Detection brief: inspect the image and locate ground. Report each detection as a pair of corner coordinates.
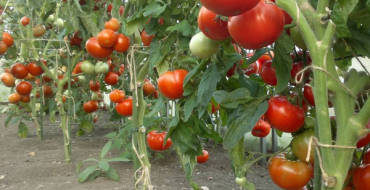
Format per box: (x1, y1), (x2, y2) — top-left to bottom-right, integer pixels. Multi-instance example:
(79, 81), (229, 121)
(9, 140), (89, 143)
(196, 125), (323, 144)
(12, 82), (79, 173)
(0, 113), (280, 190)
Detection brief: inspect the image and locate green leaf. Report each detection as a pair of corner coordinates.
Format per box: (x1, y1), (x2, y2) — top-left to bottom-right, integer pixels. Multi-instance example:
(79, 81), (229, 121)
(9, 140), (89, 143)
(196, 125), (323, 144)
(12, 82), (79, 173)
(183, 93), (197, 122)
(223, 100), (268, 149)
(273, 32), (294, 93)
(197, 64), (221, 117)
(105, 167), (120, 181)
(245, 48), (272, 65)
(146, 98), (165, 117)
(192, 116), (223, 143)
(345, 30), (370, 57)
(98, 161), (110, 172)
(170, 121), (202, 156)
(143, 1), (167, 17)
(183, 60), (205, 86)
(107, 157), (130, 162)
(213, 88), (253, 109)
(80, 14), (99, 36)
(111, 0), (122, 19)
(109, 109), (123, 121)
(73, 0), (83, 12)
(4, 114), (13, 128)
(89, 170), (102, 182)
(78, 165), (98, 183)
(175, 149), (199, 190)
(105, 132), (117, 139)
(124, 13), (149, 35)
(166, 20), (193, 36)
(17, 122), (28, 138)
(156, 55), (170, 76)
(101, 141), (113, 159)
(78, 119), (93, 136)
(331, 0), (359, 38)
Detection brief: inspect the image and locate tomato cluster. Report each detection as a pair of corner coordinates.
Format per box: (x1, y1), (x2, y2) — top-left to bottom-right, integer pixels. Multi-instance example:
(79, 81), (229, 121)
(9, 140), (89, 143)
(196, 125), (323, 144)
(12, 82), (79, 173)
(0, 32), (13, 55)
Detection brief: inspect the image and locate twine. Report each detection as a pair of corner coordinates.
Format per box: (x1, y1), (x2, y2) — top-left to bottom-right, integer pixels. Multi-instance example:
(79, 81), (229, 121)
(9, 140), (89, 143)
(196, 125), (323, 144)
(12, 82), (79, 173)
(132, 126), (153, 190)
(306, 136), (356, 187)
(295, 65), (357, 99)
(56, 93), (77, 119)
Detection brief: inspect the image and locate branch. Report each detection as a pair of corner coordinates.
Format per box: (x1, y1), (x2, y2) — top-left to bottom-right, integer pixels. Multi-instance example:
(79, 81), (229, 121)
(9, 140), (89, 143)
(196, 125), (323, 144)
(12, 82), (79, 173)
(321, 21), (336, 49)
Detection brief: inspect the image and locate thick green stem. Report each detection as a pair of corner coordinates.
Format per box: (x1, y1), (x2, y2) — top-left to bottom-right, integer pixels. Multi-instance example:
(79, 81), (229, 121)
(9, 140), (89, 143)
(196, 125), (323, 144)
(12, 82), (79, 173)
(30, 88), (42, 140)
(57, 85), (71, 163)
(42, 29), (55, 57)
(314, 0), (330, 39)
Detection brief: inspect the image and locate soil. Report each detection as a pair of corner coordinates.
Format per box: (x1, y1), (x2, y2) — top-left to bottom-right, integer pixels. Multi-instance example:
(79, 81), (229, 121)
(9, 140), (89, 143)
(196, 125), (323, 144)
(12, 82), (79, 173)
(0, 113), (280, 190)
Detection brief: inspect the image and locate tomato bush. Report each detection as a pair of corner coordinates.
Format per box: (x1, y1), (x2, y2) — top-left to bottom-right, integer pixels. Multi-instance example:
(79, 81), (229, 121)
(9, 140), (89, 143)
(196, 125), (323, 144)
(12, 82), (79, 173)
(115, 97), (133, 116)
(157, 69), (188, 100)
(146, 131), (172, 151)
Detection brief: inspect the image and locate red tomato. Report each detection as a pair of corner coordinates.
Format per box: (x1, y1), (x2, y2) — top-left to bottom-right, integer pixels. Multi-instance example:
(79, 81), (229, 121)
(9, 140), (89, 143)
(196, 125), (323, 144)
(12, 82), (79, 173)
(83, 100), (99, 113)
(303, 85), (315, 107)
(42, 74), (52, 82)
(260, 60), (277, 85)
(11, 63), (29, 79)
(353, 164), (370, 190)
(199, 0), (259, 16)
(226, 64), (237, 77)
(86, 37), (114, 60)
(97, 29), (117, 48)
(109, 89), (125, 103)
(364, 149), (370, 164)
(21, 95), (31, 103)
(115, 97), (133, 116)
(228, 0), (284, 49)
(268, 154), (312, 190)
(198, 6), (230, 40)
(153, 90), (158, 99)
(104, 71), (119, 85)
(291, 62), (310, 82)
(72, 31), (83, 46)
(2, 32), (14, 47)
(146, 131), (173, 151)
(0, 72), (15, 87)
(43, 85), (54, 97)
(157, 69), (188, 100)
(265, 96), (305, 133)
(197, 150), (210, 163)
(74, 62), (83, 74)
(357, 121), (370, 148)
(211, 101), (220, 114)
(143, 80), (156, 96)
(251, 119), (271, 138)
(104, 18), (120, 32)
(0, 41), (7, 55)
(245, 61), (262, 76)
(28, 62), (45, 76)
(16, 81), (32, 96)
(33, 25), (46, 37)
(113, 34), (130, 53)
(20, 16), (30, 26)
(141, 30), (155, 46)
(8, 92), (22, 104)
(89, 80), (100, 92)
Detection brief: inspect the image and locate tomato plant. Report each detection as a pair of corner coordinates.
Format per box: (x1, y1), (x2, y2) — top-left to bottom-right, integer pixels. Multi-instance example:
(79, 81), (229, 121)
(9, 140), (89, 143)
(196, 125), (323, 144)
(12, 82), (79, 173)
(146, 131), (172, 151)
(89, 80), (100, 92)
(115, 97), (133, 116)
(15, 81), (32, 96)
(197, 150), (209, 163)
(8, 92), (22, 104)
(251, 119), (271, 138)
(157, 69), (188, 100)
(2, 32), (13, 47)
(0, 41), (7, 55)
(199, 0), (259, 16)
(20, 16), (30, 26)
(265, 96), (305, 133)
(104, 71), (119, 85)
(0, 72), (15, 87)
(143, 80), (156, 96)
(97, 29), (117, 48)
(189, 32), (220, 59)
(94, 61), (109, 74)
(33, 25), (46, 37)
(86, 37), (114, 59)
(81, 60), (95, 75)
(303, 85), (315, 107)
(83, 100), (99, 113)
(109, 89), (125, 103)
(356, 121), (370, 148)
(260, 61), (277, 85)
(268, 154), (312, 190)
(43, 85), (53, 98)
(141, 30), (154, 46)
(197, 6), (229, 40)
(292, 130), (315, 163)
(104, 18), (120, 32)
(113, 34), (130, 53)
(11, 63), (28, 79)
(28, 62), (46, 76)
(353, 164), (370, 190)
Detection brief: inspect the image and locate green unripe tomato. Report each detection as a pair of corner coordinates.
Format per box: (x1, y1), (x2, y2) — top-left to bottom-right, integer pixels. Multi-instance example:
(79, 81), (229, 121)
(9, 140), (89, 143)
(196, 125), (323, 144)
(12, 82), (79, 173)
(189, 32), (220, 59)
(81, 60), (95, 75)
(54, 18), (64, 28)
(290, 26), (307, 50)
(46, 14), (54, 23)
(304, 116), (315, 129)
(235, 177), (247, 186)
(292, 130), (315, 163)
(91, 91), (99, 100)
(77, 75), (86, 83)
(94, 61), (109, 74)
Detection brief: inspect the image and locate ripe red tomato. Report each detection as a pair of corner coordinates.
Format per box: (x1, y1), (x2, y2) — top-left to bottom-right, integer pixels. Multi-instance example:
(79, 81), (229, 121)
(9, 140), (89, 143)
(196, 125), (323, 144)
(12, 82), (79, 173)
(83, 100), (99, 113)
(114, 33), (130, 53)
(0, 41), (7, 55)
(291, 62), (310, 82)
(303, 85), (315, 107)
(20, 16), (30, 26)
(115, 97), (133, 116)
(357, 121), (370, 148)
(199, 0), (259, 16)
(11, 63), (28, 79)
(72, 31), (83, 46)
(251, 119), (271, 138)
(115, 64), (124, 76)
(353, 164), (370, 190)
(104, 71), (119, 85)
(97, 29), (117, 48)
(42, 74), (52, 82)
(89, 80), (100, 92)
(0, 72), (15, 87)
(2, 32), (13, 47)
(74, 62), (83, 74)
(211, 101), (220, 114)
(107, 4), (124, 16)
(198, 6), (230, 40)
(363, 149), (370, 164)
(16, 81), (32, 96)
(197, 150), (210, 163)
(228, 0), (284, 49)
(268, 154), (312, 190)
(8, 92), (22, 104)
(143, 80), (156, 96)
(157, 69), (188, 100)
(104, 18), (120, 32)
(21, 95), (31, 103)
(109, 89), (125, 103)
(28, 62), (45, 76)
(260, 60), (277, 85)
(292, 130), (315, 163)
(146, 131), (173, 151)
(265, 96), (305, 133)
(245, 61), (262, 76)
(141, 30), (155, 46)
(226, 64), (237, 77)
(33, 25), (46, 37)
(86, 37), (114, 60)
(43, 85), (54, 97)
